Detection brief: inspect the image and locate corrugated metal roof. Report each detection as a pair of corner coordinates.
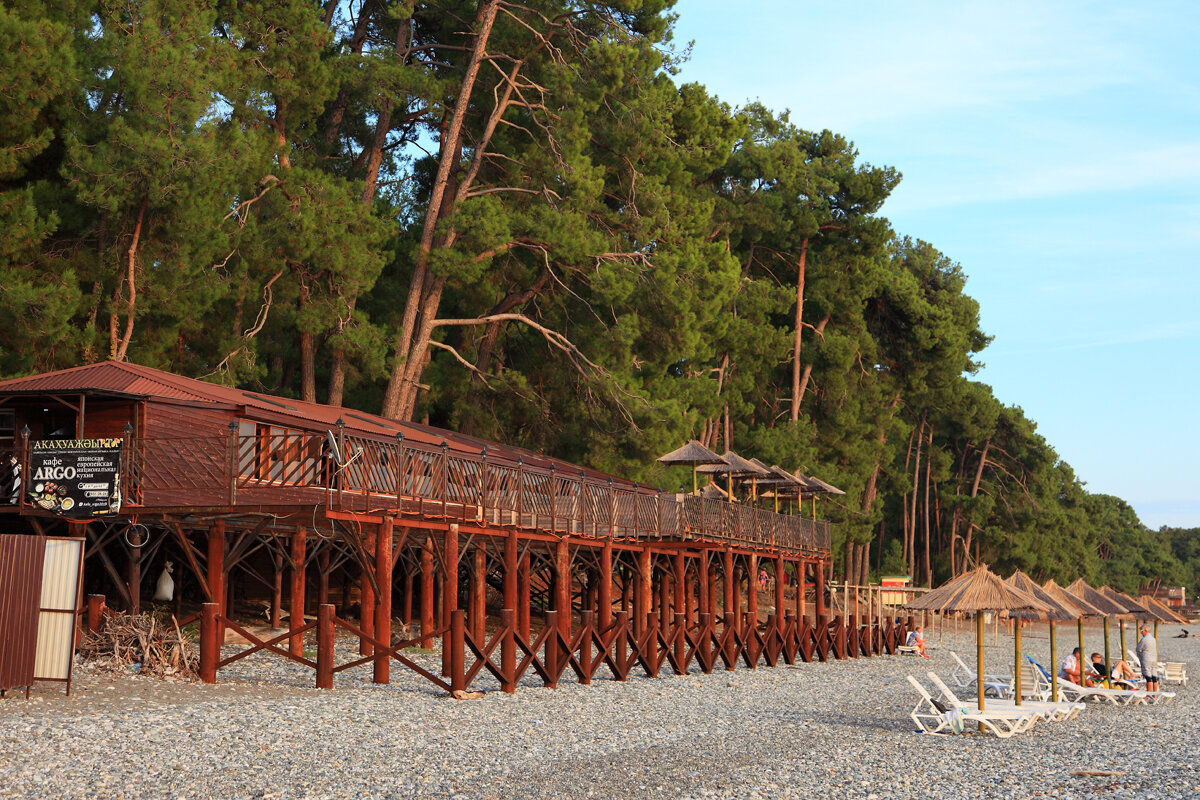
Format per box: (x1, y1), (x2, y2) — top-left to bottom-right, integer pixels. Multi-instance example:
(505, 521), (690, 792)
(0, 362), (639, 486)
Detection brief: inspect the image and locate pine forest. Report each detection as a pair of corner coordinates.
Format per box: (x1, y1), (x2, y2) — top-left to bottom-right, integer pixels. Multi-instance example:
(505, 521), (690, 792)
(2, 0), (1194, 593)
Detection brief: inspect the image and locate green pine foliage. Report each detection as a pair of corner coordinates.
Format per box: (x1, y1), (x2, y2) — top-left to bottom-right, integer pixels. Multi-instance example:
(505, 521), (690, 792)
(0, 0), (1190, 592)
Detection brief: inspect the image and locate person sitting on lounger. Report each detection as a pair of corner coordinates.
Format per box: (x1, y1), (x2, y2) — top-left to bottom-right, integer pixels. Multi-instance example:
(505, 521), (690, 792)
(1089, 653), (1138, 689)
(905, 626), (929, 657)
(1060, 647), (1091, 686)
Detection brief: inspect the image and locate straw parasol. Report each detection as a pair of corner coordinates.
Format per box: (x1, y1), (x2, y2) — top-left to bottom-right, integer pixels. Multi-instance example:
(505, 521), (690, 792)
(1043, 579), (1107, 690)
(756, 465), (809, 512)
(697, 451), (770, 502)
(1067, 579), (1132, 684)
(907, 565), (1052, 710)
(1139, 593), (1189, 625)
(795, 472), (844, 520)
(1007, 571), (1075, 702)
(656, 440), (724, 494)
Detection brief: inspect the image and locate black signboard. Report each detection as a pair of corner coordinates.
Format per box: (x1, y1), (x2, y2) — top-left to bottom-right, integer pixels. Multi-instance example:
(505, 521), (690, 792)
(27, 439), (123, 519)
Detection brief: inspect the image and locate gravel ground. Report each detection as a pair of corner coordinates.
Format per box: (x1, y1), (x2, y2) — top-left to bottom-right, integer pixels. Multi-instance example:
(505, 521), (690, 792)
(1, 620), (1196, 799)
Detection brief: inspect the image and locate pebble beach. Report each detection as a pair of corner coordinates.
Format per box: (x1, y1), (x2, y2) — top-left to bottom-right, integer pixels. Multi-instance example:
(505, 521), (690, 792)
(1, 622), (1196, 800)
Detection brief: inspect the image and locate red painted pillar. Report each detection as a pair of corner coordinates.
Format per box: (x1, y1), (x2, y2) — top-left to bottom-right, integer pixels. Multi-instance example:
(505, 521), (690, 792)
(502, 529), (518, 692)
(747, 553), (759, 628)
(774, 555), (785, 617)
(401, 569), (413, 626)
(599, 539), (613, 631)
(289, 526), (305, 657)
(471, 544), (487, 643)
(359, 531), (375, 657)
(722, 548), (734, 620)
(441, 523), (459, 677)
(797, 559), (806, 623)
(636, 546), (652, 637)
(815, 559), (826, 625)
(518, 551), (531, 641)
(207, 520), (225, 645)
(316, 603), (334, 689)
(199, 602), (218, 684)
(673, 549), (686, 667)
(419, 539), (434, 648)
(698, 553), (710, 617)
(555, 537), (571, 640)
(374, 518), (393, 684)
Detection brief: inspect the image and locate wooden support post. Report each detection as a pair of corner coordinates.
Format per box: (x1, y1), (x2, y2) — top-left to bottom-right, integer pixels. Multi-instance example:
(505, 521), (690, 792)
(87, 594), (104, 633)
(722, 548), (734, 617)
(442, 524), (459, 678)
(518, 551), (531, 641)
(199, 602), (218, 684)
(289, 526), (305, 658)
(673, 550), (686, 668)
(815, 559), (826, 625)
(128, 529), (142, 615)
(796, 559), (805, 623)
(774, 555), (785, 617)
(318, 550), (330, 609)
(502, 530), (518, 692)
(599, 539), (613, 631)
(555, 537), (571, 640)
(747, 554), (759, 630)
(316, 603), (334, 689)
(420, 539), (434, 648)
(698, 553), (710, 617)
(471, 544), (487, 643)
(500, 608), (517, 693)
(270, 554), (282, 629)
(374, 519), (393, 685)
(401, 569), (413, 626)
(637, 546), (652, 637)
(449, 609), (465, 693)
(207, 521), (225, 645)
(732, 565), (743, 636)
(359, 532), (375, 657)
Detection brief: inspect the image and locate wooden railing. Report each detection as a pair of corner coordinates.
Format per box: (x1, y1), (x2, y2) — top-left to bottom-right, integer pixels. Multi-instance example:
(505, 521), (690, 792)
(123, 427), (831, 555)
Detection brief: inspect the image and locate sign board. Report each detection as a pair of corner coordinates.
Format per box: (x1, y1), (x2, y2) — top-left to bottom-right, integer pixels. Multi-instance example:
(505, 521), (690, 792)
(27, 438), (123, 518)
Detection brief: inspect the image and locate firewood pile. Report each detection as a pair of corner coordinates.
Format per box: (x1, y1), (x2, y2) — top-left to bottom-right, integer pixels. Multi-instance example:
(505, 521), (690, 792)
(78, 612), (199, 680)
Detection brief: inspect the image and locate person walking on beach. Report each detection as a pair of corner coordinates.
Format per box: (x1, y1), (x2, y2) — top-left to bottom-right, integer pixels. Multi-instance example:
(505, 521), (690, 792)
(1135, 626), (1160, 692)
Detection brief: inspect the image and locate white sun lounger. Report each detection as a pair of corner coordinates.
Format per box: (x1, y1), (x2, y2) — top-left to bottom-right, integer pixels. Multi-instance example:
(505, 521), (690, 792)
(949, 651), (1009, 697)
(906, 675), (1037, 738)
(1047, 670), (1175, 706)
(928, 671), (1085, 722)
(1162, 662), (1188, 686)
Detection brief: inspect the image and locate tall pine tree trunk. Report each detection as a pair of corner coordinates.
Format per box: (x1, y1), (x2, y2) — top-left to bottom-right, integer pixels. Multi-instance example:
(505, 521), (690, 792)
(788, 238), (810, 422)
(383, 0), (500, 420)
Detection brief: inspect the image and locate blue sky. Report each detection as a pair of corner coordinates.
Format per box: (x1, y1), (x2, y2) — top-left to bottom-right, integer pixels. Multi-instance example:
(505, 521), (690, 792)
(672, 0), (1199, 529)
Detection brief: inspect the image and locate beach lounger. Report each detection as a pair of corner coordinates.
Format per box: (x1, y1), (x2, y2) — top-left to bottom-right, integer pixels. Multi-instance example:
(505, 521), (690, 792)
(1025, 657), (1176, 706)
(905, 675), (1037, 738)
(1162, 662), (1187, 686)
(949, 651), (1009, 697)
(927, 672), (1085, 723)
(1000, 659), (1053, 702)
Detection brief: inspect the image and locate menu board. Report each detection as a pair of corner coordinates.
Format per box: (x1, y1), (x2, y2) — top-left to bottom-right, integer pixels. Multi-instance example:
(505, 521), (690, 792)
(27, 439), (123, 518)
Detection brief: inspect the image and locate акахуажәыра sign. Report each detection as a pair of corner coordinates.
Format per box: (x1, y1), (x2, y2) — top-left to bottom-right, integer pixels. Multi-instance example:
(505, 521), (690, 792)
(27, 438), (123, 519)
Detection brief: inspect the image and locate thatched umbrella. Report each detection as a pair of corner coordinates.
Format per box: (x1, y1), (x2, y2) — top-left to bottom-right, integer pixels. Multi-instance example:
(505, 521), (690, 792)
(1139, 593), (1189, 625)
(698, 451), (769, 502)
(1007, 571), (1076, 702)
(798, 473), (845, 520)
(907, 565), (1052, 710)
(1043, 579), (1105, 689)
(1067, 579), (1131, 685)
(656, 440), (724, 495)
(1099, 586), (1156, 659)
(756, 465), (808, 512)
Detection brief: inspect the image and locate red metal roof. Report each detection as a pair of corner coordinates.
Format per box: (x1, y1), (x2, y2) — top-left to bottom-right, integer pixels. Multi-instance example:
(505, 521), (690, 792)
(0, 362), (637, 485)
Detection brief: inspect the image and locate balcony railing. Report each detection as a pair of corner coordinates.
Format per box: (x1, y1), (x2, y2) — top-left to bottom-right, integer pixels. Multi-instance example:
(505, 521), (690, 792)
(117, 429), (831, 556)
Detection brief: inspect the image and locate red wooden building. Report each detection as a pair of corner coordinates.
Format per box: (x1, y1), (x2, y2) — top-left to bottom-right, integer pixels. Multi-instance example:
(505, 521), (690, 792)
(0, 362), (905, 694)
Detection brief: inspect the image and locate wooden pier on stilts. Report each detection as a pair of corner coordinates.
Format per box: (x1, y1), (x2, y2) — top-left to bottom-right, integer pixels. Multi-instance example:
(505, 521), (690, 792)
(0, 362), (914, 696)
